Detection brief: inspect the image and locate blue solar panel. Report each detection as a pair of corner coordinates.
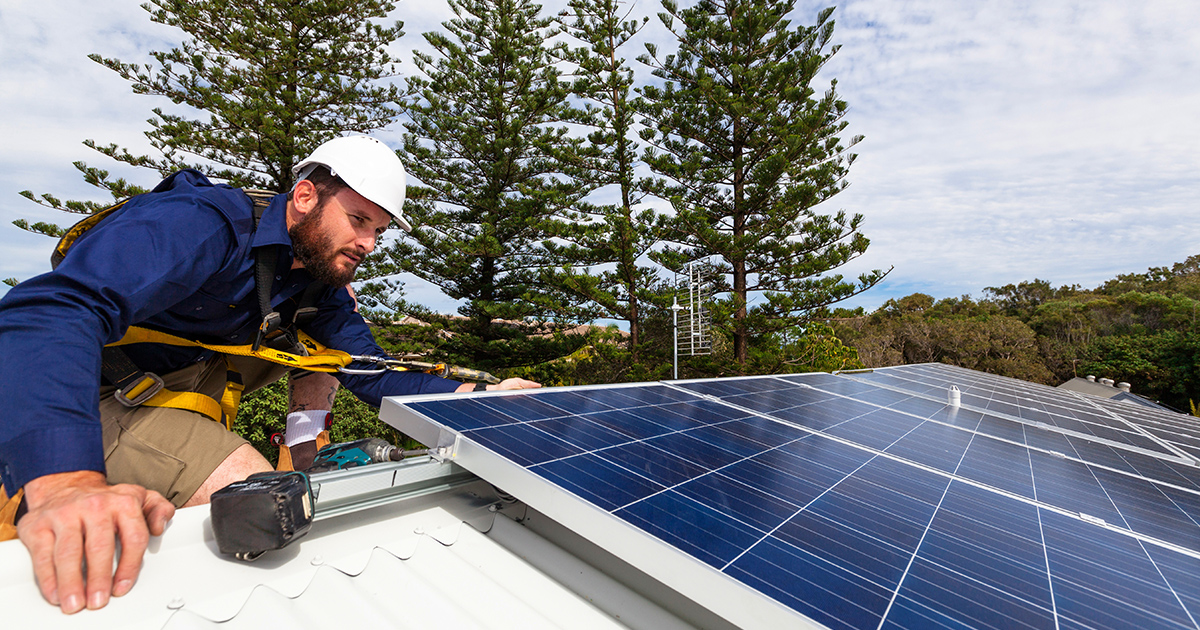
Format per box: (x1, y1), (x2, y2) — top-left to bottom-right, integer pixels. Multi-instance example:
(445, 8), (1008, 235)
(383, 368), (1200, 629)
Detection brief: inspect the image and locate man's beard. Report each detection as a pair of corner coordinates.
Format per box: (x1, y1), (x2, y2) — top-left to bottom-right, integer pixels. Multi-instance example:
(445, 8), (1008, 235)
(289, 202), (359, 287)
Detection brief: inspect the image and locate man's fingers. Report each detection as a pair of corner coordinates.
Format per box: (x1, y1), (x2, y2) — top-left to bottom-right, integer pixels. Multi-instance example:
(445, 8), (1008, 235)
(142, 490), (175, 536)
(113, 505), (150, 599)
(50, 521), (86, 614)
(21, 527), (61, 605)
(83, 517), (116, 610)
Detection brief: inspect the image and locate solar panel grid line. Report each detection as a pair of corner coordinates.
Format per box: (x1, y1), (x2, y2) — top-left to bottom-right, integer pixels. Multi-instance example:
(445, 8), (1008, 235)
(875, 370), (1200, 528)
(882, 371), (1147, 444)
(1039, 510), (1200, 630)
(717, 447), (883, 573)
(445, 433), (822, 629)
(903, 365), (1200, 477)
(676, 374), (1200, 563)
(885, 484), (1059, 630)
(685, 376), (1200, 586)
(1061, 387), (1200, 465)
(602, 428), (812, 518)
(832, 372), (1200, 563)
(1144, 538), (1200, 630)
(872, 428), (981, 630)
(867, 368), (1200, 611)
(844, 369), (1192, 467)
(1031, 465), (1063, 630)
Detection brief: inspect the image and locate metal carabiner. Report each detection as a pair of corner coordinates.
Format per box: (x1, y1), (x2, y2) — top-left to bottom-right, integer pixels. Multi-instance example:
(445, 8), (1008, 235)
(337, 354), (391, 375)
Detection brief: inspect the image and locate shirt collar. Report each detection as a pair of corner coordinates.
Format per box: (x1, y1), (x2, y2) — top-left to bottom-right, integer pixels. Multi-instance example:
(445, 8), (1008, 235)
(250, 192), (293, 250)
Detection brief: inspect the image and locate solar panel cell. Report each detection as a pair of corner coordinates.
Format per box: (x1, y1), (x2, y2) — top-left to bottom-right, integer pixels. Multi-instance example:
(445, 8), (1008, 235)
(599, 441), (710, 487)
(726, 536), (892, 630)
(884, 422), (975, 473)
(954, 436), (1036, 499)
(481, 394), (571, 421)
(1091, 467), (1200, 549)
(524, 416), (631, 452)
(466, 423), (581, 467)
(407, 398), (518, 431)
(531, 453), (665, 511)
(1028, 452), (1124, 526)
(973, 415), (1027, 443)
(885, 559), (1055, 630)
(675, 471), (800, 532)
(774, 509), (914, 589)
(824, 410), (925, 450)
(614, 490), (763, 568)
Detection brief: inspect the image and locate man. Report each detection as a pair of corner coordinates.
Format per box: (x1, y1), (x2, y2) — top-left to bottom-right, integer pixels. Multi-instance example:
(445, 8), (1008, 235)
(0, 136), (538, 614)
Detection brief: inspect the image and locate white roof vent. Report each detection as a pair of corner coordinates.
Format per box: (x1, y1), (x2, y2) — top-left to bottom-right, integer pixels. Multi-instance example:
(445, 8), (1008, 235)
(1100, 378), (1115, 387)
(1085, 375), (1096, 382)
(1117, 382), (1131, 392)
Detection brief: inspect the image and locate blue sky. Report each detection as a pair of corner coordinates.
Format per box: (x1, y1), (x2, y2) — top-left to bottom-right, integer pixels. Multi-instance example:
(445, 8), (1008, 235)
(2, 0), (1198, 315)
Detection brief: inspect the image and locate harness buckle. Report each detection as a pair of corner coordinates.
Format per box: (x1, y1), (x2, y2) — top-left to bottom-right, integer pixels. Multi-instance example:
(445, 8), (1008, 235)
(115, 373), (165, 408)
(253, 312), (283, 352)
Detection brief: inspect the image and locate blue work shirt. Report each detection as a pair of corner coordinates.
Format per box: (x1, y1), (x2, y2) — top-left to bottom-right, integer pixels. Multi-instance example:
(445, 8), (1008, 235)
(0, 170), (459, 492)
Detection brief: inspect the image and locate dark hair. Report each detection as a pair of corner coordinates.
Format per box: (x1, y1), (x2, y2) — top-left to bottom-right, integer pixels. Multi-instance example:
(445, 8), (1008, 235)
(288, 165), (349, 204)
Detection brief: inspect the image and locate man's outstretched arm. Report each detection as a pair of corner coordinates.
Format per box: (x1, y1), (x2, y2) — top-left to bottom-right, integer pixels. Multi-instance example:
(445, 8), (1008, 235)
(18, 471), (174, 614)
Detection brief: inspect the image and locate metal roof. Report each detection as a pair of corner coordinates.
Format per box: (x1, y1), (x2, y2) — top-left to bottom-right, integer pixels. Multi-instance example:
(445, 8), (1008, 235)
(0, 459), (711, 629)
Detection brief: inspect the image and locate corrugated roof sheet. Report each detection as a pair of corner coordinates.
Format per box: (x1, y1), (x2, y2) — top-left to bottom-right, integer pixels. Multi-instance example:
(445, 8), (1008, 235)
(1, 466), (696, 629)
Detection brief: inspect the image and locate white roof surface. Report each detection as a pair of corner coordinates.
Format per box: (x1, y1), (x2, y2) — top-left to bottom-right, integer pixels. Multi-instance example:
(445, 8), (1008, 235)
(1, 461), (709, 629)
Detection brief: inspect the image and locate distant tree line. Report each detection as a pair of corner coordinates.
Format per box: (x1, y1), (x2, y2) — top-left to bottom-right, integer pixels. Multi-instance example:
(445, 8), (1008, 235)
(828, 256), (1200, 412)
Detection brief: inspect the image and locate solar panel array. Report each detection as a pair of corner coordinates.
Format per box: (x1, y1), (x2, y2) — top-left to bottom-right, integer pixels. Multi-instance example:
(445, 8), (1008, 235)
(383, 363), (1200, 630)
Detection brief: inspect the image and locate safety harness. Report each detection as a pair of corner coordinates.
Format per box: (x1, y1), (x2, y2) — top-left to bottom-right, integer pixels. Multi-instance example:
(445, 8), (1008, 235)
(55, 190), (346, 430)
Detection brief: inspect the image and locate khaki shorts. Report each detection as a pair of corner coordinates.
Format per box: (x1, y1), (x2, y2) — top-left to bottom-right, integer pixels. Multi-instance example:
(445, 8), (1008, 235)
(99, 355), (289, 507)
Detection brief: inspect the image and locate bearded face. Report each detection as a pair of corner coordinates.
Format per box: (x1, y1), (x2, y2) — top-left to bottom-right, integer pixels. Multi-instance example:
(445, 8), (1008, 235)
(289, 199), (360, 287)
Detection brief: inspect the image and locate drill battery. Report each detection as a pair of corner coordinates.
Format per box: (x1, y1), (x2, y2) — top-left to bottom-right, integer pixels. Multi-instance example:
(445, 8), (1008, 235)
(210, 471), (314, 560)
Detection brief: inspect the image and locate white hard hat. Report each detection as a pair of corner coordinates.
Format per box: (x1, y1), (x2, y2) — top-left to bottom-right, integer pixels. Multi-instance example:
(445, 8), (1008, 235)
(293, 136), (411, 231)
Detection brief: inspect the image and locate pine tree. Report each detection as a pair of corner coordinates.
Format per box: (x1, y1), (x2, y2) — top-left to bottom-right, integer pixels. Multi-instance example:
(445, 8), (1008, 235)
(543, 0), (659, 361)
(375, 0), (582, 369)
(639, 1), (888, 366)
(17, 0), (405, 237)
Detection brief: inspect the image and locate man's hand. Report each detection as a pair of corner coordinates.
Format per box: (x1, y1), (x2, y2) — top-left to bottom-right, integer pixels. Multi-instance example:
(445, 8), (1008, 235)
(493, 378), (541, 390)
(18, 471), (174, 614)
(456, 377), (541, 393)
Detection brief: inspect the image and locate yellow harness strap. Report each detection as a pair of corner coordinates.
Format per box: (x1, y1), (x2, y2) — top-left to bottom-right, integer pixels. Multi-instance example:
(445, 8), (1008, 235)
(0, 488), (22, 542)
(109, 327), (352, 372)
(108, 327), (351, 428)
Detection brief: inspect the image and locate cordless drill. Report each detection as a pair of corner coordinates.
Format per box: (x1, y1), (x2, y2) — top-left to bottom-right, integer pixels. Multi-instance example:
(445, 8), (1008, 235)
(210, 438), (427, 560)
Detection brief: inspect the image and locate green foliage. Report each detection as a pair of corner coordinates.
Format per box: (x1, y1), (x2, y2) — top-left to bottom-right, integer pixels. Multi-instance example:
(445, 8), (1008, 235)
(748, 322), (864, 374)
(540, 0), (660, 360)
(835, 298), (1053, 384)
(637, 0), (888, 365)
(16, 0), (406, 240)
(1096, 255), (1200, 300)
(837, 256), (1200, 410)
(367, 0), (585, 370)
(983, 278), (1081, 320)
